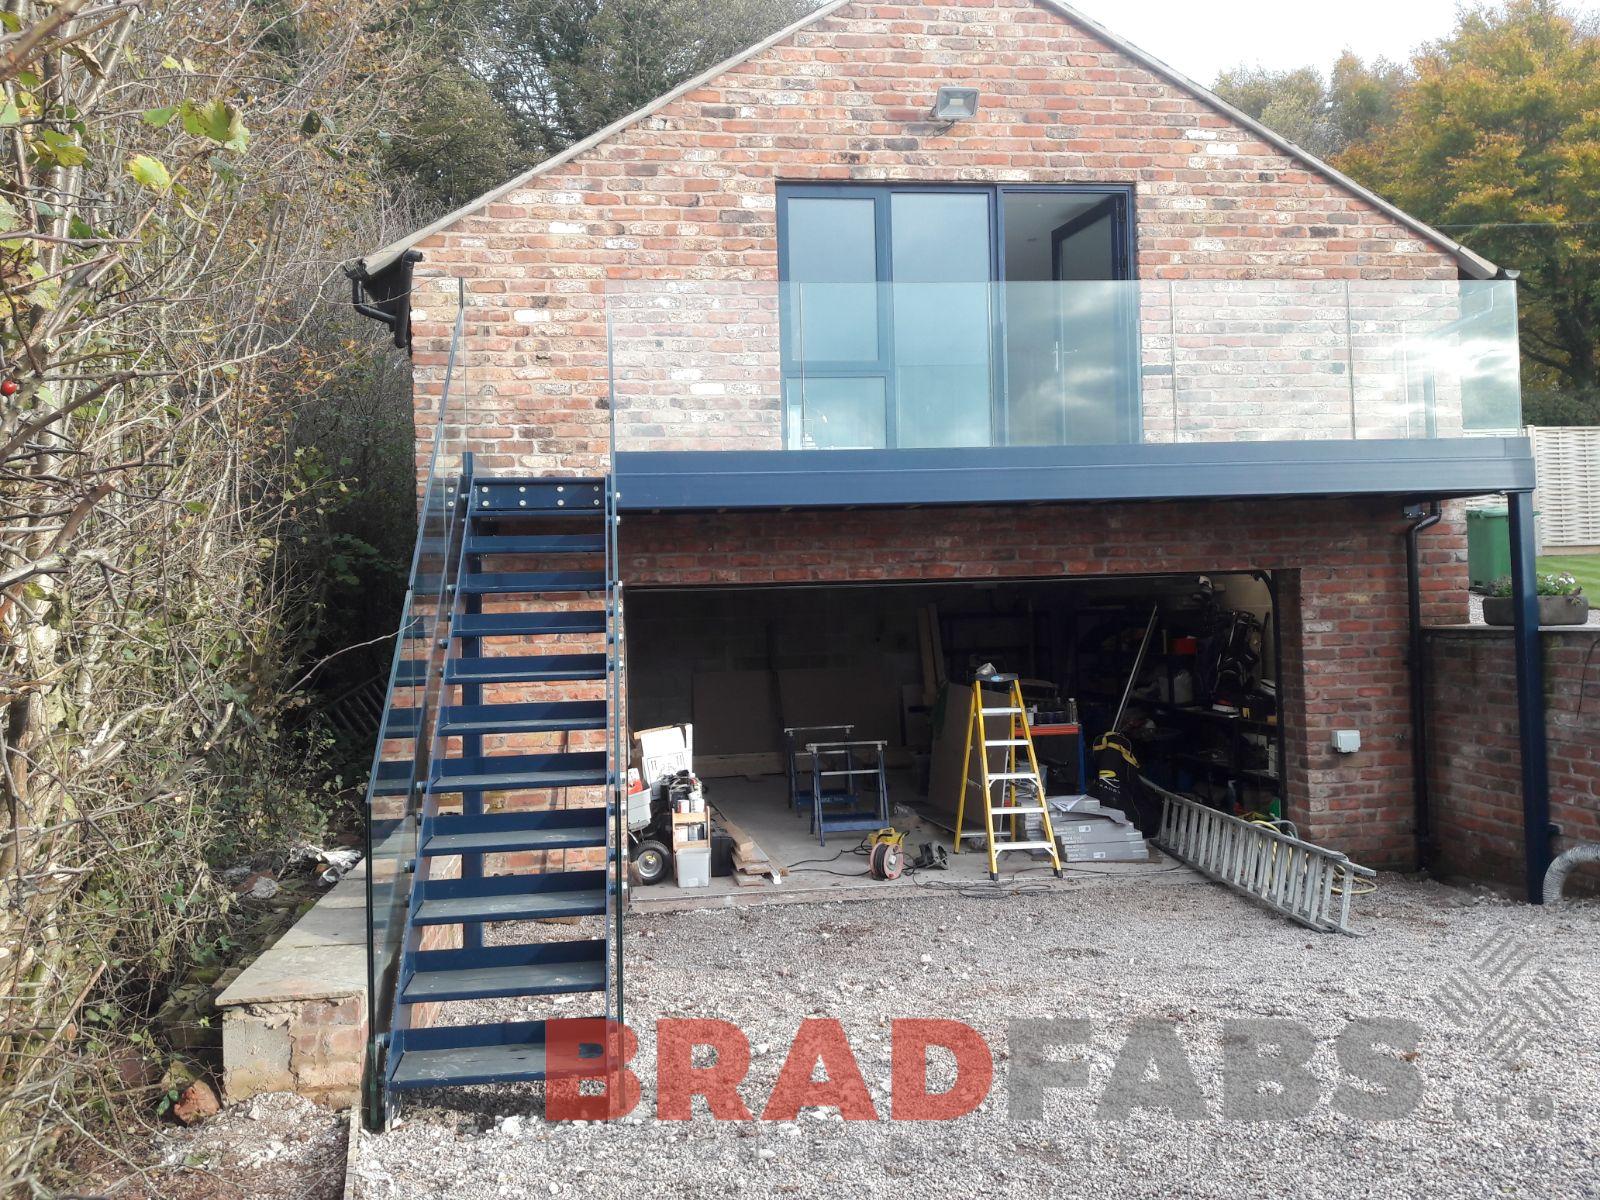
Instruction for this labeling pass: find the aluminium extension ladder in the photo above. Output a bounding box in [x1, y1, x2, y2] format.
[952, 674, 1064, 880]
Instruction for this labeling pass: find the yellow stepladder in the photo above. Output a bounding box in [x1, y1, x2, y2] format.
[951, 672, 1063, 881]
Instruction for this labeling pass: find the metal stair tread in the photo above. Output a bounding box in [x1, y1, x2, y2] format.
[402, 956, 606, 1004]
[430, 751, 609, 793]
[445, 654, 606, 685]
[422, 811, 607, 856]
[465, 534, 604, 555]
[371, 760, 411, 795]
[462, 571, 605, 595]
[391, 1043, 550, 1089]
[388, 1017, 576, 1090]
[414, 887, 607, 925]
[452, 611, 606, 638]
[439, 700, 607, 736]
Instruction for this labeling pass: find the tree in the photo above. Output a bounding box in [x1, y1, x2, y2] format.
[380, 0, 820, 210]
[472, 0, 820, 154]
[0, 1, 420, 1186]
[1213, 53, 1407, 160]
[1338, 0, 1600, 415]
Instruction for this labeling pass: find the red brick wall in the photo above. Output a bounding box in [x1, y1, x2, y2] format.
[621, 495, 1470, 868]
[403, 0, 1461, 473]
[1424, 627, 1600, 891]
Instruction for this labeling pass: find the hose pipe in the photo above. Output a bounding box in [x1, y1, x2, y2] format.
[1542, 844, 1600, 904]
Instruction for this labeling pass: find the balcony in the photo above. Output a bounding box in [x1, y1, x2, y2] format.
[604, 279, 1533, 510]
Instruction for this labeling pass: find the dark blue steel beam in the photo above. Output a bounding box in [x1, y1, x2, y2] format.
[613, 437, 1535, 511]
[1508, 489, 1552, 904]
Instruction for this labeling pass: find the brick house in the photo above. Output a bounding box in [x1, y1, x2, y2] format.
[347, 0, 1551, 1119]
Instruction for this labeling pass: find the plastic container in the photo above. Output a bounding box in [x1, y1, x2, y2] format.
[1467, 506, 1511, 590]
[1466, 505, 1537, 591]
[674, 846, 710, 889]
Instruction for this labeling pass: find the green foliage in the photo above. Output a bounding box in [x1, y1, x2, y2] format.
[1336, 1, 1600, 403]
[1523, 384, 1600, 425]
[1214, 52, 1408, 160]
[0, 0, 422, 1187]
[1217, 3, 1600, 423]
[1485, 570, 1584, 596]
[379, 67, 523, 212]
[126, 153, 171, 192]
[381, 0, 821, 210]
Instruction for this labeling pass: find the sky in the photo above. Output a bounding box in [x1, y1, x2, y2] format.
[1066, 0, 1600, 84]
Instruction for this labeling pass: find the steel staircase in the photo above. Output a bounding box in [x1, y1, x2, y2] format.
[363, 452, 626, 1124]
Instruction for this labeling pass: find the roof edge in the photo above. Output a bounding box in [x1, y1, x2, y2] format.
[358, 0, 1498, 282]
[1039, 1, 1498, 279]
[357, 0, 856, 277]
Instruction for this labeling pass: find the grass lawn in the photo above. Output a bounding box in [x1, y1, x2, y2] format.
[1538, 551, 1600, 597]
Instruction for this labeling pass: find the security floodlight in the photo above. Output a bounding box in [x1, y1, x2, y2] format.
[931, 86, 980, 123]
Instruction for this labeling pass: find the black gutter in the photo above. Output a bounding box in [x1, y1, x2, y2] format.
[345, 249, 423, 350]
[1403, 501, 1442, 870]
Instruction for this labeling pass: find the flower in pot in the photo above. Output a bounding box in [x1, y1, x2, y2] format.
[1481, 571, 1590, 626]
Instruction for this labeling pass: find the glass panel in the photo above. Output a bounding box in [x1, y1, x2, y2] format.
[1458, 282, 1523, 432]
[1003, 280, 1133, 445]
[787, 376, 887, 449]
[891, 193, 992, 447]
[603, 279, 1523, 454]
[786, 197, 880, 364]
[364, 276, 469, 1128]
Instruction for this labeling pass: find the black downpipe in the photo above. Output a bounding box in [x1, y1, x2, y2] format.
[1405, 501, 1443, 870]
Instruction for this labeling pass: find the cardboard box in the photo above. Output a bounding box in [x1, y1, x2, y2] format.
[1062, 841, 1148, 863]
[1048, 794, 1147, 860]
[671, 810, 709, 848]
[635, 723, 693, 786]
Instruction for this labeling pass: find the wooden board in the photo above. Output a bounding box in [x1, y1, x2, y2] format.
[924, 681, 1017, 832]
[697, 749, 912, 779]
[777, 667, 901, 747]
[694, 752, 786, 778]
[691, 669, 782, 756]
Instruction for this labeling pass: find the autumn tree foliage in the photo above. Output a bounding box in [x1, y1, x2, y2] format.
[1217, 1, 1600, 423]
[1338, 0, 1600, 419]
[0, 1, 417, 1187]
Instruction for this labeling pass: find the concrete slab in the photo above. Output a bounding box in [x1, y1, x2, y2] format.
[271, 895, 367, 951]
[218, 942, 366, 1007]
[316, 876, 368, 909]
[629, 772, 1182, 913]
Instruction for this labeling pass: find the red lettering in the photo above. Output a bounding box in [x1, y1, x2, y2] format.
[761, 1019, 878, 1122]
[657, 1018, 753, 1120]
[890, 1019, 993, 1120]
[545, 1018, 641, 1121]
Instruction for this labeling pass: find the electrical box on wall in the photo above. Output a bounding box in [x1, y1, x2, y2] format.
[1331, 729, 1362, 754]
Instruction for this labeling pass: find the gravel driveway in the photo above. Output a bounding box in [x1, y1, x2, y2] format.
[354, 870, 1600, 1200]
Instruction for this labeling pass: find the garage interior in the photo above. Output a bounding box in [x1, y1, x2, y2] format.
[624, 570, 1287, 903]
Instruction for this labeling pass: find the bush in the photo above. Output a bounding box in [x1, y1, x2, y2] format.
[1485, 571, 1584, 598]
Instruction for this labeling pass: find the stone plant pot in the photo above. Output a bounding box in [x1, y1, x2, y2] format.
[1482, 593, 1590, 626]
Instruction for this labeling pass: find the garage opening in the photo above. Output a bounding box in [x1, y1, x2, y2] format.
[624, 571, 1286, 902]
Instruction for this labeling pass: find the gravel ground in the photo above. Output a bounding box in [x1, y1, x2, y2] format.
[79, 1092, 346, 1200]
[355, 871, 1600, 1200]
